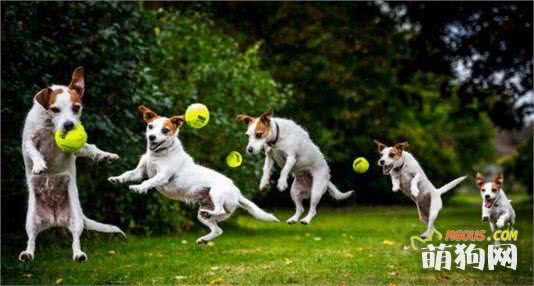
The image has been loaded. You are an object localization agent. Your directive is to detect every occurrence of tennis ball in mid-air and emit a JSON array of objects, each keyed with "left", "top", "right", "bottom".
[
  {"left": 352, "top": 157, "right": 369, "bottom": 174},
  {"left": 226, "top": 151, "right": 243, "bottom": 168},
  {"left": 54, "top": 124, "right": 88, "bottom": 153},
  {"left": 185, "top": 103, "right": 210, "bottom": 129}
]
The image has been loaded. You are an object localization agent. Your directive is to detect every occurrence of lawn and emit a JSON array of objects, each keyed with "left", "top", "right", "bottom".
[{"left": 2, "top": 192, "right": 532, "bottom": 285}]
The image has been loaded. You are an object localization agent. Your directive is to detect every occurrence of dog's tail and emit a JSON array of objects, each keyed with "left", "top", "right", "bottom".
[
  {"left": 327, "top": 182, "right": 354, "bottom": 200},
  {"left": 238, "top": 195, "right": 279, "bottom": 222},
  {"left": 437, "top": 176, "right": 467, "bottom": 195},
  {"left": 83, "top": 216, "right": 126, "bottom": 237}
]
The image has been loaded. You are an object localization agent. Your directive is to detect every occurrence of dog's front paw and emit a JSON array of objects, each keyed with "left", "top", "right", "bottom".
[
  {"left": 496, "top": 220, "right": 505, "bottom": 228},
  {"left": 277, "top": 178, "right": 288, "bottom": 192},
  {"left": 98, "top": 152, "right": 119, "bottom": 162},
  {"left": 32, "top": 159, "right": 47, "bottom": 174},
  {"left": 410, "top": 187, "right": 420, "bottom": 198},
  {"left": 129, "top": 184, "right": 147, "bottom": 194},
  {"left": 18, "top": 251, "right": 34, "bottom": 262},
  {"left": 259, "top": 178, "right": 269, "bottom": 190},
  {"left": 73, "top": 251, "right": 87, "bottom": 262},
  {"left": 108, "top": 176, "right": 123, "bottom": 184},
  {"left": 392, "top": 187, "right": 400, "bottom": 192}
]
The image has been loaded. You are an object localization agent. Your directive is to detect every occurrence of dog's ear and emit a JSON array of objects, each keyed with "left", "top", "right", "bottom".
[
  {"left": 394, "top": 142, "right": 410, "bottom": 151},
  {"left": 260, "top": 108, "right": 273, "bottom": 124},
  {"left": 236, "top": 114, "right": 255, "bottom": 125},
  {"left": 138, "top": 105, "right": 158, "bottom": 123},
  {"left": 169, "top": 115, "right": 185, "bottom": 129},
  {"left": 34, "top": 88, "right": 53, "bottom": 109},
  {"left": 373, "top": 139, "right": 386, "bottom": 152},
  {"left": 493, "top": 172, "right": 504, "bottom": 189},
  {"left": 68, "top": 67, "right": 85, "bottom": 98},
  {"left": 475, "top": 172, "right": 485, "bottom": 189}
]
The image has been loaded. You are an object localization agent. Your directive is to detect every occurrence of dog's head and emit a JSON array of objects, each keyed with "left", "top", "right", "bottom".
[
  {"left": 138, "top": 105, "right": 184, "bottom": 152},
  {"left": 373, "top": 140, "right": 409, "bottom": 175},
  {"left": 34, "top": 67, "right": 85, "bottom": 132},
  {"left": 475, "top": 172, "right": 504, "bottom": 208},
  {"left": 236, "top": 109, "right": 273, "bottom": 154}
]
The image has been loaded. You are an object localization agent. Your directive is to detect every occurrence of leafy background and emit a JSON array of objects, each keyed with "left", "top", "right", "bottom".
[{"left": 1, "top": 2, "right": 531, "bottom": 234}]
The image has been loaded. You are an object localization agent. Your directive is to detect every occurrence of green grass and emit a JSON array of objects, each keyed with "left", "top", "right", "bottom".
[{"left": 2, "top": 193, "right": 532, "bottom": 285}]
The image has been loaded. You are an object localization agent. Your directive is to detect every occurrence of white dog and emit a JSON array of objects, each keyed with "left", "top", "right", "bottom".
[
  {"left": 108, "top": 106, "right": 279, "bottom": 244},
  {"left": 374, "top": 140, "right": 466, "bottom": 238},
  {"left": 20, "top": 67, "right": 124, "bottom": 262},
  {"left": 236, "top": 110, "right": 354, "bottom": 225},
  {"left": 475, "top": 172, "right": 515, "bottom": 237}
]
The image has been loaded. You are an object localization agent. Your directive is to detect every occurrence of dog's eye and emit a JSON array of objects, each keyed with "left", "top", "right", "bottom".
[
  {"left": 388, "top": 153, "right": 395, "bottom": 158},
  {"left": 72, "top": 105, "right": 80, "bottom": 113},
  {"left": 50, "top": 107, "right": 61, "bottom": 113},
  {"left": 255, "top": 133, "right": 263, "bottom": 139},
  {"left": 148, "top": 125, "right": 153, "bottom": 130},
  {"left": 492, "top": 188, "right": 498, "bottom": 192},
  {"left": 161, "top": 128, "right": 169, "bottom": 135}
]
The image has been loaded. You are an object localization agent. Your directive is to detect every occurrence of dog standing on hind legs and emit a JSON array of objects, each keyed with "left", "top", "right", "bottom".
[
  {"left": 19, "top": 67, "right": 124, "bottom": 262},
  {"left": 108, "top": 106, "right": 278, "bottom": 244},
  {"left": 374, "top": 140, "right": 467, "bottom": 238},
  {"left": 236, "top": 109, "right": 354, "bottom": 225}
]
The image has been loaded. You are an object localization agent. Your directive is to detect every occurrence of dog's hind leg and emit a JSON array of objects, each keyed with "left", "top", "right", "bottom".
[
  {"left": 300, "top": 169, "right": 329, "bottom": 225},
  {"left": 199, "top": 188, "right": 227, "bottom": 218},
  {"left": 69, "top": 214, "right": 87, "bottom": 262},
  {"left": 287, "top": 179, "right": 305, "bottom": 224},
  {"left": 196, "top": 212, "right": 223, "bottom": 244},
  {"left": 19, "top": 206, "right": 44, "bottom": 262},
  {"left": 420, "top": 195, "right": 442, "bottom": 238}
]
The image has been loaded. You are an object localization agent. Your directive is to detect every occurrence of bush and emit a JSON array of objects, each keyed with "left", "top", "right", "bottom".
[{"left": 1, "top": 2, "right": 291, "bottom": 234}]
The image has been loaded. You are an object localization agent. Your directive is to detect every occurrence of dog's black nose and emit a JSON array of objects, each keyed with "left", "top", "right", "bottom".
[
  {"left": 247, "top": 146, "right": 253, "bottom": 154},
  {"left": 379, "top": 159, "right": 384, "bottom": 166},
  {"left": 149, "top": 135, "right": 156, "bottom": 141},
  {"left": 63, "top": 121, "right": 74, "bottom": 131},
  {"left": 485, "top": 194, "right": 490, "bottom": 199}
]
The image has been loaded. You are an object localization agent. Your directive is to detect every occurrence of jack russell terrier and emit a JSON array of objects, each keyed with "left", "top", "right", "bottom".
[
  {"left": 236, "top": 110, "right": 354, "bottom": 225},
  {"left": 374, "top": 140, "right": 466, "bottom": 238},
  {"left": 475, "top": 172, "right": 515, "bottom": 237},
  {"left": 20, "top": 67, "right": 124, "bottom": 262},
  {"left": 108, "top": 106, "right": 279, "bottom": 244}
]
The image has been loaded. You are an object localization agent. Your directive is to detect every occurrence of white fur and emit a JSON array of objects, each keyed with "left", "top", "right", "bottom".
[
  {"left": 377, "top": 146, "right": 466, "bottom": 238},
  {"left": 109, "top": 116, "right": 278, "bottom": 244},
  {"left": 244, "top": 117, "right": 353, "bottom": 225},
  {"left": 479, "top": 181, "right": 516, "bottom": 238},
  {"left": 20, "top": 84, "right": 123, "bottom": 263}
]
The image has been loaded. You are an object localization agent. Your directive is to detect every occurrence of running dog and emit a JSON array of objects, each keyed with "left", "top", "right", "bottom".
[
  {"left": 475, "top": 172, "right": 515, "bottom": 237},
  {"left": 374, "top": 140, "right": 466, "bottom": 238},
  {"left": 108, "top": 106, "right": 279, "bottom": 244},
  {"left": 236, "top": 109, "right": 354, "bottom": 225},
  {"left": 20, "top": 67, "right": 124, "bottom": 262}
]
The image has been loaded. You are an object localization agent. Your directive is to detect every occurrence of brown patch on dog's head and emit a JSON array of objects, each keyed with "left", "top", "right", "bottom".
[
  {"left": 373, "top": 139, "right": 386, "bottom": 152},
  {"left": 493, "top": 172, "right": 504, "bottom": 190},
  {"left": 34, "top": 88, "right": 63, "bottom": 110},
  {"left": 138, "top": 105, "right": 158, "bottom": 123},
  {"left": 236, "top": 114, "right": 255, "bottom": 126},
  {"left": 68, "top": 67, "right": 85, "bottom": 98},
  {"left": 255, "top": 109, "right": 273, "bottom": 138},
  {"left": 163, "top": 115, "right": 185, "bottom": 134},
  {"left": 475, "top": 172, "right": 486, "bottom": 189},
  {"left": 387, "top": 142, "right": 409, "bottom": 160}
]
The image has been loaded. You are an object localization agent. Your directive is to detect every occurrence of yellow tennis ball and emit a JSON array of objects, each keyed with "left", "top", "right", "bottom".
[
  {"left": 353, "top": 157, "right": 369, "bottom": 174},
  {"left": 226, "top": 151, "right": 243, "bottom": 168},
  {"left": 185, "top": 103, "right": 210, "bottom": 129},
  {"left": 54, "top": 124, "right": 88, "bottom": 153}
]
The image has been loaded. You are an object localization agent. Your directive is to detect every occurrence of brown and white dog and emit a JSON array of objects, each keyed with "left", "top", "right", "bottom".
[
  {"left": 236, "top": 110, "right": 353, "bottom": 224},
  {"left": 475, "top": 172, "right": 515, "bottom": 238},
  {"left": 19, "top": 67, "right": 124, "bottom": 262}
]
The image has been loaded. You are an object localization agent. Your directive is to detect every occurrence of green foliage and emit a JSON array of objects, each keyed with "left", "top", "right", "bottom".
[
  {"left": 503, "top": 136, "right": 533, "bottom": 195},
  {"left": 1, "top": 3, "right": 290, "bottom": 233}
]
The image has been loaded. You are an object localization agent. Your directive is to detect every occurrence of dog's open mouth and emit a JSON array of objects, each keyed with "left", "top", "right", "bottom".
[
  {"left": 149, "top": 141, "right": 164, "bottom": 151},
  {"left": 484, "top": 198, "right": 494, "bottom": 208},
  {"left": 382, "top": 164, "right": 393, "bottom": 175}
]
